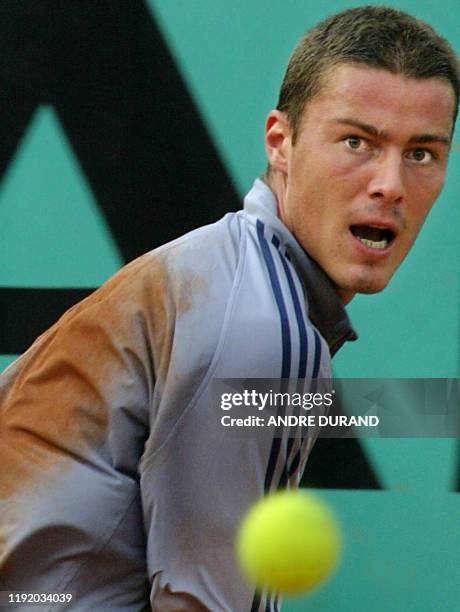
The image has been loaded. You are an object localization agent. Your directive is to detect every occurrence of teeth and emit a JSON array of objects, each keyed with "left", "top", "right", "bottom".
[{"left": 357, "top": 237, "right": 388, "bottom": 250}]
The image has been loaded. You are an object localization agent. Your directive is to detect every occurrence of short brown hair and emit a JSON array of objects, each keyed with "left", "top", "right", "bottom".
[{"left": 277, "top": 5, "right": 459, "bottom": 144}]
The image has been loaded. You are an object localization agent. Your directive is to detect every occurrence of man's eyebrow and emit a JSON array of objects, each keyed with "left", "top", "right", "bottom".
[
  {"left": 331, "top": 117, "right": 451, "bottom": 145},
  {"left": 407, "top": 133, "right": 450, "bottom": 145},
  {"left": 331, "top": 118, "right": 389, "bottom": 139}
]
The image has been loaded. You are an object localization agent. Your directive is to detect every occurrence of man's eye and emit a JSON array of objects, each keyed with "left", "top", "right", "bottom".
[
  {"left": 407, "top": 148, "right": 434, "bottom": 164},
  {"left": 344, "top": 136, "right": 368, "bottom": 151}
]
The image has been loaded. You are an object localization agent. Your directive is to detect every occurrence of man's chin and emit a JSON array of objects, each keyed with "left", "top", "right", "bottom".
[
  {"left": 333, "top": 274, "right": 391, "bottom": 301},
  {"left": 355, "top": 283, "right": 387, "bottom": 295}
]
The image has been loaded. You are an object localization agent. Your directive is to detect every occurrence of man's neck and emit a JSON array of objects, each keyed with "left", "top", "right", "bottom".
[
  {"left": 261, "top": 170, "right": 355, "bottom": 306},
  {"left": 262, "top": 170, "right": 290, "bottom": 232}
]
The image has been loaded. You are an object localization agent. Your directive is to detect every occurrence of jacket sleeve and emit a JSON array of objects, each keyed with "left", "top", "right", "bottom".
[{"left": 0, "top": 251, "right": 168, "bottom": 604}]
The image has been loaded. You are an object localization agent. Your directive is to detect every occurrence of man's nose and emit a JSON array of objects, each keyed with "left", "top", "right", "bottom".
[{"left": 367, "top": 151, "right": 405, "bottom": 204}]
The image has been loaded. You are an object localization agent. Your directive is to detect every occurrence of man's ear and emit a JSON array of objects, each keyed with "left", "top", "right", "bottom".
[{"left": 265, "top": 110, "right": 291, "bottom": 175}]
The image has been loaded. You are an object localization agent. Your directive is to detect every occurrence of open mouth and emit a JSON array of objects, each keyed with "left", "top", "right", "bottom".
[{"left": 350, "top": 225, "right": 396, "bottom": 250}]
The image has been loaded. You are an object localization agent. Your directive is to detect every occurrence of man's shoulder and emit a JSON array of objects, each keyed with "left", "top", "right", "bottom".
[
  {"left": 75, "top": 211, "right": 246, "bottom": 316},
  {"left": 155, "top": 211, "right": 243, "bottom": 272}
]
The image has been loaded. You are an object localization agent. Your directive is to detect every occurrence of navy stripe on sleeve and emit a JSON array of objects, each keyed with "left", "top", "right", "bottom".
[
  {"left": 273, "top": 242, "right": 309, "bottom": 378},
  {"left": 272, "top": 240, "right": 313, "bottom": 483},
  {"left": 256, "top": 220, "right": 292, "bottom": 492},
  {"left": 312, "top": 329, "right": 322, "bottom": 378},
  {"left": 251, "top": 594, "right": 261, "bottom": 612},
  {"left": 256, "top": 220, "right": 291, "bottom": 379},
  {"left": 251, "top": 223, "right": 296, "bottom": 612},
  {"left": 287, "top": 329, "right": 324, "bottom": 481}
]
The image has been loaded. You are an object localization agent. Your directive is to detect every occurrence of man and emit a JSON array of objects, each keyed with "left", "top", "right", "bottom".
[{"left": 0, "top": 5, "right": 458, "bottom": 611}]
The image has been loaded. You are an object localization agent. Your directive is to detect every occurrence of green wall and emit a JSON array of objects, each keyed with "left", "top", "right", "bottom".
[{"left": 2, "top": 2, "right": 459, "bottom": 610}]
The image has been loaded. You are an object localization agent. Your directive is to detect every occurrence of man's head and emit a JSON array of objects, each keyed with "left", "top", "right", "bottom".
[
  {"left": 277, "top": 5, "right": 459, "bottom": 144},
  {"left": 265, "top": 6, "right": 459, "bottom": 303}
]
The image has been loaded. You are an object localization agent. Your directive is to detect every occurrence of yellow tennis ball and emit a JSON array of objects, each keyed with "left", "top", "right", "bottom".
[{"left": 236, "top": 490, "right": 342, "bottom": 594}]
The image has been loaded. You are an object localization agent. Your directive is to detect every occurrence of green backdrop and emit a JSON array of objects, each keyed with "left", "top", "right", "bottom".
[{"left": 1, "top": 1, "right": 459, "bottom": 610}]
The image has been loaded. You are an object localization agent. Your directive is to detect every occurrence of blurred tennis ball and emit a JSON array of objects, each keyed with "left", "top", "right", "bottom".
[{"left": 236, "top": 490, "right": 342, "bottom": 594}]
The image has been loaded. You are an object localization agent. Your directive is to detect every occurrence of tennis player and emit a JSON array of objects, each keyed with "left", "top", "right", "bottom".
[{"left": 0, "top": 6, "right": 458, "bottom": 611}]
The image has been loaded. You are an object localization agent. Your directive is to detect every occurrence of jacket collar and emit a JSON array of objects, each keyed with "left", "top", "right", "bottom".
[{"left": 243, "top": 178, "right": 358, "bottom": 355}]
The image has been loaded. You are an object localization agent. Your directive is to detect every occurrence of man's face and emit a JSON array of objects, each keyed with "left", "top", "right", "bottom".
[{"left": 272, "top": 64, "right": 455, "bottom": 303}]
